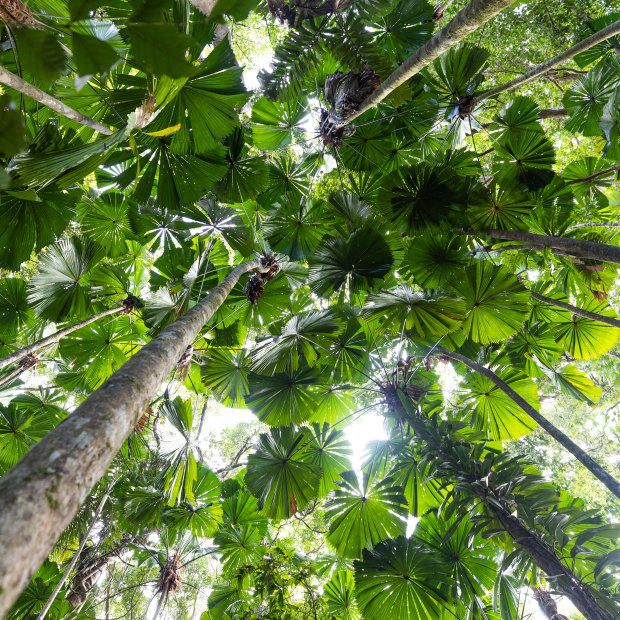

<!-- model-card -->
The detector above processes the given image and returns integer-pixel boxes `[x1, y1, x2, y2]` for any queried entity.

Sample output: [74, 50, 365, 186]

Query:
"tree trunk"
[339, 0, 516, 126]
[487, 504, 614, 620]
[436, 346, 620, 500]
[0, 66, 113, 135]
[0, 260, 265, 617]
[38, 479, 115, 620]
[537, 107, 569, 120]
[0, 305, 123, 372]
[475, 19, 620, 103]
[530, 291, 620, 328]
[486, 229, 620, 265]
[531, 588, 569, 620]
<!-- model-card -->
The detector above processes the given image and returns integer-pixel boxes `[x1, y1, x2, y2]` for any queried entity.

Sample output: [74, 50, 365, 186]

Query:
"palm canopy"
[0, 0, 620, 619]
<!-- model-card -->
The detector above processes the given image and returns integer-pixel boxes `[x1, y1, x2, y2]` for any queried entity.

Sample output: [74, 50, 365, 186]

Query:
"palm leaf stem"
[0, 305, 123, 372]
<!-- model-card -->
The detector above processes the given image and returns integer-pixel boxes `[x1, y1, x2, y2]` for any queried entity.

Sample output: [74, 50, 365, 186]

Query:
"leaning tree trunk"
[530, 291, 620, 329]
[340, 0, 517, 126]
[485, 229, 620, 265]
[475, 19, 620, 103]
[436, 346, 620, 500]
[0, 305, 124, 372]
[0, 260, 266, 617]
[484, 502, 614, 620]
[0, 67, 113, 135]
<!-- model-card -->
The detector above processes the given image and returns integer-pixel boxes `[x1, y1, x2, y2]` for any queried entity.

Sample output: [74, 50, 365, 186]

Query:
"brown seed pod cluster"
[244, 274, 265, 305]
[244, 253, 280, 304]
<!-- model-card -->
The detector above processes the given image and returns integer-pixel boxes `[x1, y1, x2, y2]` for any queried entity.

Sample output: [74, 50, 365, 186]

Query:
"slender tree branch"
[476, 19, 620, 103]
[566, 222, 620, 231]
[0, 66, 113, 134]
[436, 346, 620, 500]
[565, 164, 620, 185]
[530, 291, 620, 328]
[39, 479, 116, 620]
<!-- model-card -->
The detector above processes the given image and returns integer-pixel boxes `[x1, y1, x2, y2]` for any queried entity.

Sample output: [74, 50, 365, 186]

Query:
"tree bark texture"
[567, 222, 620, 231]
[436, 346, 620, 500]
[339, 0, 516, 126]
[476, 19, 620, 102]
[530, 291, 620, 329]
[0, 305, 123, 371]
[487, 504, 614, 620]
[0, 260, 263, 617]
[0, 66, 113, 135]
[486, 229, 620, 265]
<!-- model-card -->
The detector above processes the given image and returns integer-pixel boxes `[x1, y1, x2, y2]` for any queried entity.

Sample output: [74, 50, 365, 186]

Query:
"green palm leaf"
[262, 195, 327, 260]
[461, 369, 539, 440]
[222, 492, 268, 535]
[405, 235, 469, 289]
[246, 368, 320, 426]
[245, 426, 321, 520]
[213, 525, 267, 576]
[166, 465, 223, 536]
[249, 310, 342, 374]
[448, 263, 530, 344]
[325, 470, 408, 559]
[308, 227, 394, 298]
[414, 512, 497, 609]
[202, 349, 250, 407]
[28, 237, 103, 322]
[363, 286, 466, 337]
[324, 570, 361, 620]
[0, 277, 33, 337]
[302, 423, 352, 497]
[251, 96, 308, 150]
[353, 536, 451, 620]
[0, 190, 75, 271]
[554, 296, 620, 359]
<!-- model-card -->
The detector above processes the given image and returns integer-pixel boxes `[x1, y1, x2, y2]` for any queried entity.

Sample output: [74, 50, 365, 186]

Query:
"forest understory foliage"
[0, 0, 620, 618]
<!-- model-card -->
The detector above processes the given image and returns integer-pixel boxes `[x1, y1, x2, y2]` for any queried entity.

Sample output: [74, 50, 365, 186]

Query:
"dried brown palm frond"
[319, 64, 382, 147]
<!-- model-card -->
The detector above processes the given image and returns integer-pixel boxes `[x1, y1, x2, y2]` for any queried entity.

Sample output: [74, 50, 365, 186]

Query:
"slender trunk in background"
[530, 291, 620, 328]
[531, 588, 569, 620]
[0, 67, 113, 134]
[436, 346, 620, 500]
[340, 0, 517, 126]
[0, 260, 265, 617]
[38, 480, 116, 620]
[475, 19, 620, 103]
[485, 229, 620, 264]
[0, 305, 123, 372]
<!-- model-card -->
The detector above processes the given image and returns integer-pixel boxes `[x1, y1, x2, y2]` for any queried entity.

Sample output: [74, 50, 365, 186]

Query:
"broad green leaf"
[213, 525, 267, 575]
[554, 297, 620, 359]
[302, 423, 352, 496]
[405, 235, 469, 289]
[546, 364, 602, 405]
[202, 349, 250, 407]
[28, 237, 103, 322]
[460, 369, 539, 440]
[324, 571, 361, 620]
[308, 227, 394, 298]
[246, 368, 320, 426]
[245, 426, 321, 520]
[353, 536, 451, 620]
[363, 287, 465, 338]
[325, 470, 408, 559]
[448, 263, 530, 344]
